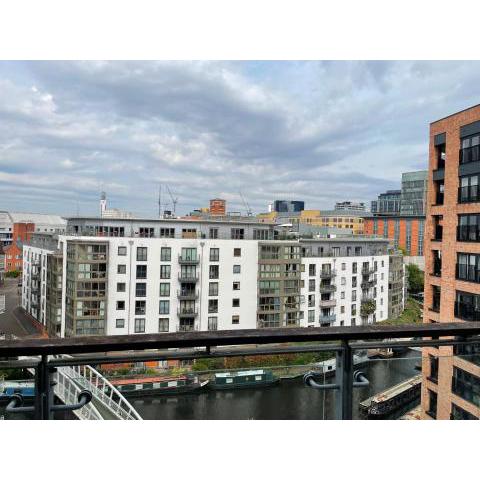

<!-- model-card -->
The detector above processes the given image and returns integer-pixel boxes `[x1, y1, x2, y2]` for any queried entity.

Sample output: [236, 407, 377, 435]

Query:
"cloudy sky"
[0, 60, 479, 217]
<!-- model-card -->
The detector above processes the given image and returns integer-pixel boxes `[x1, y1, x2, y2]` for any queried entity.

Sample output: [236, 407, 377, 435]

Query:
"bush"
[406, 264, 424, 293]
[5, 270, 21, 278]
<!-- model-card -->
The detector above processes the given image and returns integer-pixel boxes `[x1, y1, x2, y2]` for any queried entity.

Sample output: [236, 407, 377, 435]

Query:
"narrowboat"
[209, 369, 279, 390]
[0, 380, 35, 404]
[108, 374, 208, 397]
[359, 374, 422, 418]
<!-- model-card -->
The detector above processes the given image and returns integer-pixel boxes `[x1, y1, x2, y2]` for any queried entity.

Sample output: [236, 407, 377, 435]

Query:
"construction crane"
[239, 191, 253, 216]
[166, 185, 178, 216]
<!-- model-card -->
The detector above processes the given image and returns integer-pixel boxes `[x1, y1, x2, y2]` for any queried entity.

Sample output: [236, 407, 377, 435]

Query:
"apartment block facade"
[423, 104, 480, 420]
[22, 222, 399, 338]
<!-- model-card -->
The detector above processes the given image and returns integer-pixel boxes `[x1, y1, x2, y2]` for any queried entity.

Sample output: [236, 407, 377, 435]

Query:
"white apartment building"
[22, 222, 402, 338]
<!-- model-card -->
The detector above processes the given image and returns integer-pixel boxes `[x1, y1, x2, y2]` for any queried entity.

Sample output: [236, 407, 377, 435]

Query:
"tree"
[406, 263, 424, 294]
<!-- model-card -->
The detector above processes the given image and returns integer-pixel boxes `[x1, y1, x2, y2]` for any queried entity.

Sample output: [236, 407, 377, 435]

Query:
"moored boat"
[209, 369, 279, 390]
[108, 373, 208, 397]
[0, 380, 35, 404]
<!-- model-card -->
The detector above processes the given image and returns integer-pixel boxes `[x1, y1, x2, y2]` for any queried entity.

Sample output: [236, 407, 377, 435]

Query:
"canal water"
[131, 350, 422, 420]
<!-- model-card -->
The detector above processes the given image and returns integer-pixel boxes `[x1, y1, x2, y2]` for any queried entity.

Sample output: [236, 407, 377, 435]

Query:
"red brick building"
[422, 104, 480, 420]
[4, 222, 35, 272]
[363, 215, 425, 256]
[209, 198, 226, 216]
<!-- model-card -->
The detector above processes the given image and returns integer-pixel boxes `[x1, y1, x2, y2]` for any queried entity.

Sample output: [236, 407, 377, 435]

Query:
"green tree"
[406, 263, 424, 294]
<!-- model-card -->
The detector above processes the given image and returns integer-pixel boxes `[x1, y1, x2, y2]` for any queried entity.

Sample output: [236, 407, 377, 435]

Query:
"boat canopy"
[215, 370, 265, 378]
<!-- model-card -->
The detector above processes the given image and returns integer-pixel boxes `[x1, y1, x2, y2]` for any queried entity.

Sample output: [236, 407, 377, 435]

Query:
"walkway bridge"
[26, 356, 141, 420]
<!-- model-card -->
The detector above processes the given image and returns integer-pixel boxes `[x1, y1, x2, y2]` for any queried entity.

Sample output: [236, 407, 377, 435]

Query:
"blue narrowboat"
[0, 380, 35, 404]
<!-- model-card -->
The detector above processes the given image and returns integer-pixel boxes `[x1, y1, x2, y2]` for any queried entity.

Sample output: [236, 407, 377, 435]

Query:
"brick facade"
[422, 104, 480, 420]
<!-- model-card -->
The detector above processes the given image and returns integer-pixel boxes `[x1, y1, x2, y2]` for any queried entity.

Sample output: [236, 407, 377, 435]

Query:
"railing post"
[335, 340, 353, 420]
[34, 355, 54, 420]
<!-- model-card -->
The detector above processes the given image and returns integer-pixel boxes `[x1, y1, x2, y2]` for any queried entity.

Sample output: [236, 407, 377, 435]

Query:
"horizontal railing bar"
[0, 358, 41, 369]
[47, 343, 343, 367]
[1, 322, 480, 357]
[350, 336, 480, 350]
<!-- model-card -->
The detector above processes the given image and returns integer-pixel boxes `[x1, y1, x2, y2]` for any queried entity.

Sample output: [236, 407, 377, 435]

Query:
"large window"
[117, 264, 126, 274]
[210, 248, 219, 261]
[136, 247, 147, 261]
[134, 318, 145, 333]
[451, 403, 478, 420]
[452, 367, 480, 408]
[136, 264, 147, 279]
[455, 291, 480, 322]
[427, 390, 437, 419]
[135, 283, 146, 297]
[160, 265, 171, 279]
[208, 316, 218, 331]
[209, 265, 219, 279]
[159, 283, 170, 297]
[208, 299, 218, 313]
[458, 214, 480, 242]
[231, 228, 244, 240]
[159, 228, 175, 238]
[158, 318, 169, 332]
[459, 175, 479, 203]
[460, 134, 480, 164]
[209, 282, 218, 296]
[135, 300, 146, 315]
[159, 300, 170, 314]
[160, 247, 171, 261]
[118, 246, 127, 256]
[456, 253, 480, 283]
[181, 247, 197, 261]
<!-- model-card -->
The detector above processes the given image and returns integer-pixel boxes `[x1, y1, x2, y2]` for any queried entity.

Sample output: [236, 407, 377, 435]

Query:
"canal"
[131, 350, 422, 420]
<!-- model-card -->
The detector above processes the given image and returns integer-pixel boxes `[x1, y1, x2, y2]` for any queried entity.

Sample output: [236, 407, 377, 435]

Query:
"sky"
[0, 60, 479, 217]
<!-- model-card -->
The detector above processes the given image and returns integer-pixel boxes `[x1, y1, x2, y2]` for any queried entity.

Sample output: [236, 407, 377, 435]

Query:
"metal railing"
[2, 322, 480, 419]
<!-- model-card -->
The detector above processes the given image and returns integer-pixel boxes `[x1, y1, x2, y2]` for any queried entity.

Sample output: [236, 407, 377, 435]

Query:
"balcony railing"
[319, 270, 336, 279]
[360, 280, 375, 289]
[176, 323, 199, 332]
[319, 314, 336, 324]
[319, 298, 336, 308]
[361, 267, 376, 275]
[177, 307, 198, 318]
[1, 322, 480, 420]
[177, 289, 199, 300]
[178, 272, 199, 282]
[319, 284, 336, 293]
[178, 255, 200, 265]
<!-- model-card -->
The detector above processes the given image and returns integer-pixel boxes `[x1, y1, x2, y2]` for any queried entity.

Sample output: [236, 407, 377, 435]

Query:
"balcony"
[177, 307, 198, 318]
[361, 295, 375, 303]
[360, 280, 376, 289]
[2, 322, 480, 420]
[319, 269, 336, 279]
[178, 272, 199, 283]
[319, 314, 336, 325]
[361, 267, 376, 275]
[319, 298, 336, 308]
[178, 255, 200, 265]
[177, 289, 199, 300]
[319, 284, 336, 293]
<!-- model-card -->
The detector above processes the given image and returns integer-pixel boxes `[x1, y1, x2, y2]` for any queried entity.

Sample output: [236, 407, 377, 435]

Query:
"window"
[160, 265, 171, 279]
[117, 264, 126, 274]
[309, 279, 315, 292]
[159, 300, 170, 314]
[352, 262, 357, 274]
[136, 283, 146, 297]
[134, 318, 145, 333]
[332, 247, 340, 257]
[160, 228, 175, 238]
[135, 300, 146, 315]
[136, 264, 147, 279]
[352, 276, 357, 287]
[452, 367, 480, 408]
[208, 316, 218, 331]
[341, 291, 345, 299]
[208, 299, 218, 313]
[233, 282, 240, 291]
[209, 282, 219, 296]
[160, 247, 171, 261]
[427, 390, 437, 419]
[308, 294, 315, 307]
[429, 355, 439, 383]
[136, 247, 147, 261]
[231, 228, 244, 240]
[456, 252, 480, 283]
[209, 265, 219, 279]
[341, 263, 346, 271]
[232, 315, 240, 325]
[181, 247, 197, 261]
[233, 265, 241, 274]
[234, 248, 241, 257]
[210, 248, 219, 262]
[340, 306, 345, 314]
[116, 319, 125, 328]
[116, 300, 125, 310]
[308, 310, 315, 323]
[209, 228, 218, 239]
[158, 318, 169, 332]
[451, 403, 478, 420]
[341, 277, 346, 286]
[309, 264, 316, 276]
[159, 283, 170, 297]
[455, 290, 480, 321]
[253, 229, 269, 240]
[460, 134, 480, 164]
[118, 246, 127, 256]
[352, 290, 357, 301]
[117, 282, 126, 292]
[232, 298, 240, 307]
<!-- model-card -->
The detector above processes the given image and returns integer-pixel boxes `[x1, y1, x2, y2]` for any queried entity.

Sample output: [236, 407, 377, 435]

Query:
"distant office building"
[400, 171, 428, 216]
[273, 200, 305, 213]
[100, 192, 135, 219]
[209, 198, 226, 216]
[300, 210, 365, 235]
[334, 201, 366, 212]
[371, 190, 401, 215]
[363, 215, 424, 256]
